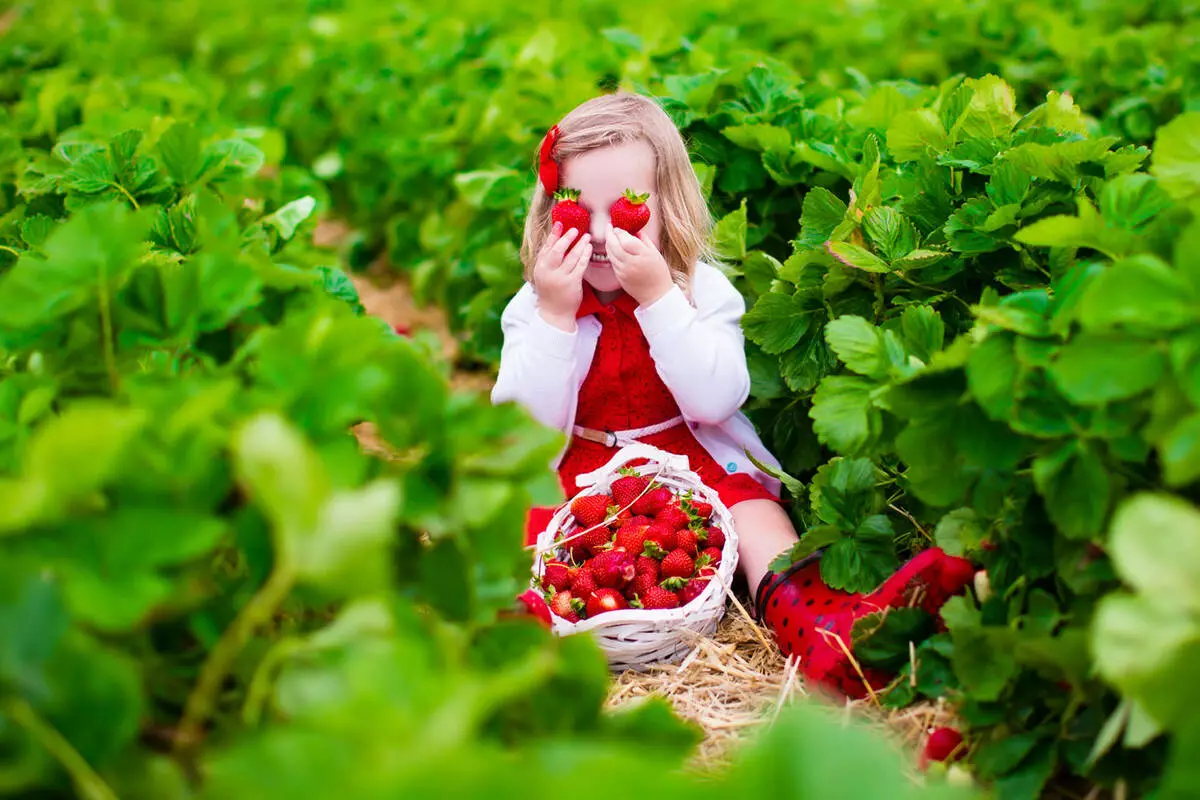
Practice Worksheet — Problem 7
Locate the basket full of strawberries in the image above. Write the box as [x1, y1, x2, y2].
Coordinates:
[531, 444, 739, 671]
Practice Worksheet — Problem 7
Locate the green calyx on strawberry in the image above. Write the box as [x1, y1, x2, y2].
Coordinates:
[660, 575, 687, 592]
[680, 491, 713, 522]
[611, 188, 651, 234]
[551, 187, 590, 247]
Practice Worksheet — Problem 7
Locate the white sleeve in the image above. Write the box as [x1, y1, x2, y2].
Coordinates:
[490, 284, 579, 431]
[634, 265, 751, 425]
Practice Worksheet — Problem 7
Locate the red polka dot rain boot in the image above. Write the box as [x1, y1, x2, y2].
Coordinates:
[754, 547, 976, 699]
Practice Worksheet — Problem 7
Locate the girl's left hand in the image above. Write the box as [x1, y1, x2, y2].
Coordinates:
[607, 225, 675, 307]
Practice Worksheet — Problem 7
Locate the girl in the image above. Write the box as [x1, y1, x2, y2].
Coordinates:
[492, 92, 975, 698]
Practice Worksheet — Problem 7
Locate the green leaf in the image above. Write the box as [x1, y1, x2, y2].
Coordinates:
[967, 334, 1020, 420]
[892, 249, 949, 272]
[453, 168, 525, 210]
[742, 292, 813, 354]
[1160, 413, 1200, 488]
[935, 509, 987, 557]
[204, 138, 265, 181]
[315, 266, 366, 315]
[899, 305, 945, 364]
[1109, 493, 1200, 611]
[1032, 442, 1111, 540]
[722, 124, 792, 157]
[952, 76, 1018, 141]
[810, 376, 882, 456]
[975, 290, 1051, 337]
[1151, 112, 1200, 200]
[0, 201, 152, 330]
[886, 108, 950, 162]
[821, 532, 896, 594]
[158, 121, 204, 185]
[825, 241, 889, 273]
[862, 207, 917, 262]
[825, 316, 905, 380]
[797, 187, 847, 249]
[852, 608, 936, 671]
[1079, 254, 1199, 333]
[811, 457, 881, 528]
[713, 199, 748, 261]
[740, 251, 782, 296]
[1100, 174, 1173, 231]
[0, 570, 68, 697]
[1049, 334, 1166, 405]
[264, 196, 317, 240]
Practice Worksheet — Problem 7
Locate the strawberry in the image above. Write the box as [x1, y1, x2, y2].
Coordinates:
[704, 526, 726, 551]
[541, 561, 573, 592]
[638, 585, 680, 610]
[627, 571, 659, 601]
[675, 529, 700, 557]
[589, 549, 635, 589]
[611, 469, 649, 509]
[661, 549, 695, 580]
[586, 588, 629, 617]
[643, 523, 676, 557]
[635, 555, 660, 580]
[919, 728, 964, 769]
[514, 589, 553, 627]
[570, 494, 612, 528]
[551, 188, 591, 246]
[608, 505, 632, 529]
[678, 575, 711, 606]
[700, 546, 722, 564]
[656, 502, 691, 532]
[632, 485, 672, 516]
[550, 590, 583, 623]
[614, 521, 651, 557]
[610, 189, 651, 234]
[565, 524, 612, 561]
[570, 570, 598, 599]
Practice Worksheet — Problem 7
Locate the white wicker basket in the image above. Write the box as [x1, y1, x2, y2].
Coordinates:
[532, 443, 740, 672]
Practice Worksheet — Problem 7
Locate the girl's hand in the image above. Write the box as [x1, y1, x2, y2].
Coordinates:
[533, 221, 593, 331]
[607, 226, 674, 307]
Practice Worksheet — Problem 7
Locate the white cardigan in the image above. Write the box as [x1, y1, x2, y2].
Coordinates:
[490, 262, 783, 496]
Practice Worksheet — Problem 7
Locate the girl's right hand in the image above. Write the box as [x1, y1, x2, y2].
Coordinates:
[533, 221, 592, 331]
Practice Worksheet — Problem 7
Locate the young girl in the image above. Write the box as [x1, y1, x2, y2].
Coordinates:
[492, 92, 975, 698]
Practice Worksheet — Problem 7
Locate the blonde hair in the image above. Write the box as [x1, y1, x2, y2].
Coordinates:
[520, 92, 714, 291]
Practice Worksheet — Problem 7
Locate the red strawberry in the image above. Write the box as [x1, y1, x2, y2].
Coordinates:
[550, 590, 583, 623]
[638, 585, 679, 610]
[590, 549, 635, 589]
[632, 485, 672, 516]
[635, 555, 660, 580]
[699, 546, 722, 566]
[611, 470, 649, 509]
[683, 494, 713, 521]
[614, 521, 651, 557]
[704, 526, 726, 551]
[565, 524, 612, 561]
[586, 588, 629, 617]
[643, 523, 676, 557]
[627, 571, 659, 600]
[541, 561, 573, 592]
[676, 529, 700, 557]
[570, 494, 612, 528]
[920, 728, 964, 769]
[656, 502, 691, 532]
[608, 505, 632, 529]
[661, 549, 695, 580]
[610, 189, 651, 234]
[514, 589, 553, 627]
[570, 570, 598, 599]
[551, 188, 591, 247]
[678, 575, 712, 606]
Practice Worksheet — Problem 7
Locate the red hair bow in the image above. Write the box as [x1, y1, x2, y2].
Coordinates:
[538, 124, 560, 196]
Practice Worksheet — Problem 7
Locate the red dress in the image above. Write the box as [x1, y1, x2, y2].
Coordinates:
[524, 285, 778, 544]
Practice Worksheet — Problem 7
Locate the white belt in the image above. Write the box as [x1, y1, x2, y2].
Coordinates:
[572, 416, 685, 448]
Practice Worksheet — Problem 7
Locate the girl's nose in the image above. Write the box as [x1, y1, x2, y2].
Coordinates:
[589, 210, 609, 243]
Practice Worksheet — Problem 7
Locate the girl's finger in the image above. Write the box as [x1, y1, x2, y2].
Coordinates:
[569, 241, 594, 278]
[548, 227, 582, 265]
[606, 224, 629, 261]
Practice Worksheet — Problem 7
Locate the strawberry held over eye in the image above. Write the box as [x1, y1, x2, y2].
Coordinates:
[611, 189, 651, 234]
[551, 188, 590, 246]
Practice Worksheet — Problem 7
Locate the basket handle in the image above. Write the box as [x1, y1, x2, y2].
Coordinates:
[575, 443, 690, 489]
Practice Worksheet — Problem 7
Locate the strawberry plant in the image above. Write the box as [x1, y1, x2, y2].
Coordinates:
[700, 63, 1200, 797]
